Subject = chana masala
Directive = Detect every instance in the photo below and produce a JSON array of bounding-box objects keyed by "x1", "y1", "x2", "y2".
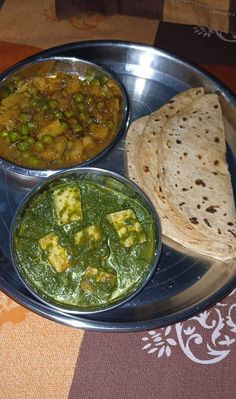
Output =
[{"x1": 0, "y1": 71, "x2": 124, "y2": 169}]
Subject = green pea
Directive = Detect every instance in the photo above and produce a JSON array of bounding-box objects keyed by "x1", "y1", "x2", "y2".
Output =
[
  {"x1": 20, "y1": 113, "x2": 31, "y2": 123},
  {"x1": 73, "y1": 123, "x2": 83, "y2": 135},
  {"x1": 97, "y1": 101, "x2": 105, "y2": 110},
  {"x1": 64, "y1": 110, "x2": 74, "y2": 118},
  {"x1": 19, "y1": 124, "x2": 29, "y2": 135},
  {"x1": 90, "y1": 122, "x2": 97, "y2": 131},
  {"x1": 107, "y1": 120, "x2": 114, "y2": 129},
  {"x1": 28, "y1": 155, "x2": 39, "y2": 167},
  {"x1": 86, "y1": 71, "x2": 95, "y2": 81},
  {"x1": 81, "y1": 79, "x2": 90, "y2": 86},
  {"x1": 40, "y1": 100, "x2": 49, "y2": 112},
  {"x1": 27, "y1": 121, "x2": 38, "y2": 130},
  {"x1": 48, "y1": 99, "x2": 59, "y2": 109},
  {"x1": 0, "y1": 130, "x2": 9, "y2": 138},
  {"x1": 29, "y1": 98, "x2": 38, "y2": 107},
  {"x1": 26, "y1": 136, "x2": 35, "y2": 145},
  {"x1": 78, "y1": 112, "x2": 87, "y2": 121},
  {"x1": 34, "y1": 141, "x2": 44, "y2": 151},
  {"x1": 73, "y1": 93, "x2": 84, "y2": 103},
  {"x1": 54, "y1": 110, "x2": 64, "y2": 120},
  {"x1": 8, "y1": 131, "x2": 20, "y2": 142},
  {"x1": 41, "y1": 134, "x2": 53, "y2": 144},
  {"x1": 17, "y1": 141, "x2": 29, "y2": 151},
  {"x1": 61, "y1": 122, "x2": 69, "y2": 131},
  {"x1": 91, "y1": 79, "x2": 100, "y2": 86},
  {"x1": 77, "y1": 103, "x2": 85, "y2": 112}
]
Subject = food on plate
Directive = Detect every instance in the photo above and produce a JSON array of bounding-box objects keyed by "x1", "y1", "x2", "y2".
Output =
[
  {"x1": 126, "y1": 87, "x2": 236, "y2": 260},
  {"x1": 13, "y1": 174, "x2": 157, "y2": 309},
  {"x1": 0, "y1": 71, "x2": 123, "y2": 169}
]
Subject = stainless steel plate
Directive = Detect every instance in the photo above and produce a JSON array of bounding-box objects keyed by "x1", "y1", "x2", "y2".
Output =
[{"x1": 0, "y1": 40, "x2": 236, "y2": 332}]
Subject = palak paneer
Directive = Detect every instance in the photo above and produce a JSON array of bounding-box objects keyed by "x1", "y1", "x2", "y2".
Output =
[{"x1": 13, "y1": 175, "x2": 157, "y2": 309}]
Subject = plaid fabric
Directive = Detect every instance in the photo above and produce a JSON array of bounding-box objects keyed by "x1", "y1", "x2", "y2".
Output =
[{"x1": 55, "y1": 0, "x2": 236, "y2": 33}]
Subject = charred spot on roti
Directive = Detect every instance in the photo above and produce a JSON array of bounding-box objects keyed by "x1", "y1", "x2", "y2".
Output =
[
  {"x1": 213, "y1": 104, "x2": 219, "y2": 109},
  {"x1": 212, "y1": 172, "x2": 218, "y2": 175},
  {"x1": 143, "y1": 165, "x2": 149, "y2": 173},
  {"x1": 205, "y1": 129, "x2": 209, "y2": 134},
  {"x1": 179, "y1": 202, "x2": 185, "y2": 206},
  {"x1": 182, "y1": 188, "x2": 188, "y2": 191},
  {"x1": 197, "y1": 154, "x2": 202, "y2": 159},
  {"x1": 197, "y1": 204, "x2": 201, "y2": 209},
  {"x1": 227, "y1": 222, "x2": 234, "y2": 226},
  {"x1": 183, "y1": 117, "x2": 187, "y2": 121},
  {"x1": 176, "y1": 139, "x2": 182, "y2": 144},
  {"x1": 218, "y1": 229, "x2": 222, "y2": 234},
  {"x1": 214, "y1": 137, "x2": 220, "y2": 143},
  {"x1": 195, "y1": 179, "x2": 206, "y2": 187},
  {"x1": 189, "y1": 217, "x2": 199, "y2": 225},
  {"x1": 204, "y1": 218, "x2": 212, "y2": 227},
  {"x1": 183, "y1": 152, "x2": 188, "y2": 156},
  {"x1": 177, "y1": 171, "x2": 180, "y2": 175},
  {"x1": 214, "y1": 160, "x2": 219, "y2": 166},
  {"x1": 223, "y1": 213, "x2": 227, "y2": 216},
  {"x1": 206, "y1": 205, "x2": 219, "y2": 213},
  {"x1": 203, "y1": 196, "x2": 208, "y2": 201},
  {"x1": 175, "y1": 184, "x2": 178, "y2": 187}
]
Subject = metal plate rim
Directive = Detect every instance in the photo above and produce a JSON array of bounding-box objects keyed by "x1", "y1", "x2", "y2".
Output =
[{"x1": 0, "y1": 39, "x2": 236, "y2": 332}]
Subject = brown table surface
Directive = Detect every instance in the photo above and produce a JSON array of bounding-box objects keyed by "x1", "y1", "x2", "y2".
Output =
[{"x1": 0, "y1": 1, "x2": 236, "y2": 398}]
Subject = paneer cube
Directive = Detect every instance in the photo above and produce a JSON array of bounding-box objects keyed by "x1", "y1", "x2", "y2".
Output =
[
  {"x1": 107, "y1": 209, "x2": 146, "y2": 247},
  {"x1": 80, "y1": 265, "x2": 116, "y2": 294},
  {"x1": 74, "y1": 225, "x2": 102, "y2": 246},
  {"x1": 53, "y1": 186, "x2": 82, "y2": 225},
  {"x1": 39, "y1": 232, "x2": 70, "y2": 273}
]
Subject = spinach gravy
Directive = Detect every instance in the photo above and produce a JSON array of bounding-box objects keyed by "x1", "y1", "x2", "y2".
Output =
[{"x1": 14, "y1": 175, "x2": 157, "y2": 309}]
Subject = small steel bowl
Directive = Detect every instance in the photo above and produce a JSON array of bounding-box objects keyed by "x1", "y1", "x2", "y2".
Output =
[
  {"x1": 10, "y1": 167, "x2": 162, "y2": 315},
  {"x1": 0, "y1": 56, "x2": 130, "y2": 178}
]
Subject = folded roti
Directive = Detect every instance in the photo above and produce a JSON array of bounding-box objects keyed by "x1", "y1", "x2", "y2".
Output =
[{"x1": 126, "y1": 87, "x2": 236, "y2": 260}]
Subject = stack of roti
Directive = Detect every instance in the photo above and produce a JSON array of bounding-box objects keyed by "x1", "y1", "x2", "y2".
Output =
[{"x1": 126, "y1": 87, "x2": 236, "y2": 261}]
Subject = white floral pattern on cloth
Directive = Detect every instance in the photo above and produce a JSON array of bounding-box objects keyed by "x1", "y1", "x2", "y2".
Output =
[
  {"x1": 142, "y1": 289, "x2": 236, "y2": 364},
  {"x1": 193, "y1": 26, "x2": 236, "y2": 42}
]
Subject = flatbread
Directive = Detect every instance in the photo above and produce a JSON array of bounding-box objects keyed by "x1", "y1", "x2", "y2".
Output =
[
  {"x1": 158, "y1": 93, "x2": 236, "y2": 257},
  {"x1": 126, "y1": 87, "x2": 236, "y2": 261}
]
